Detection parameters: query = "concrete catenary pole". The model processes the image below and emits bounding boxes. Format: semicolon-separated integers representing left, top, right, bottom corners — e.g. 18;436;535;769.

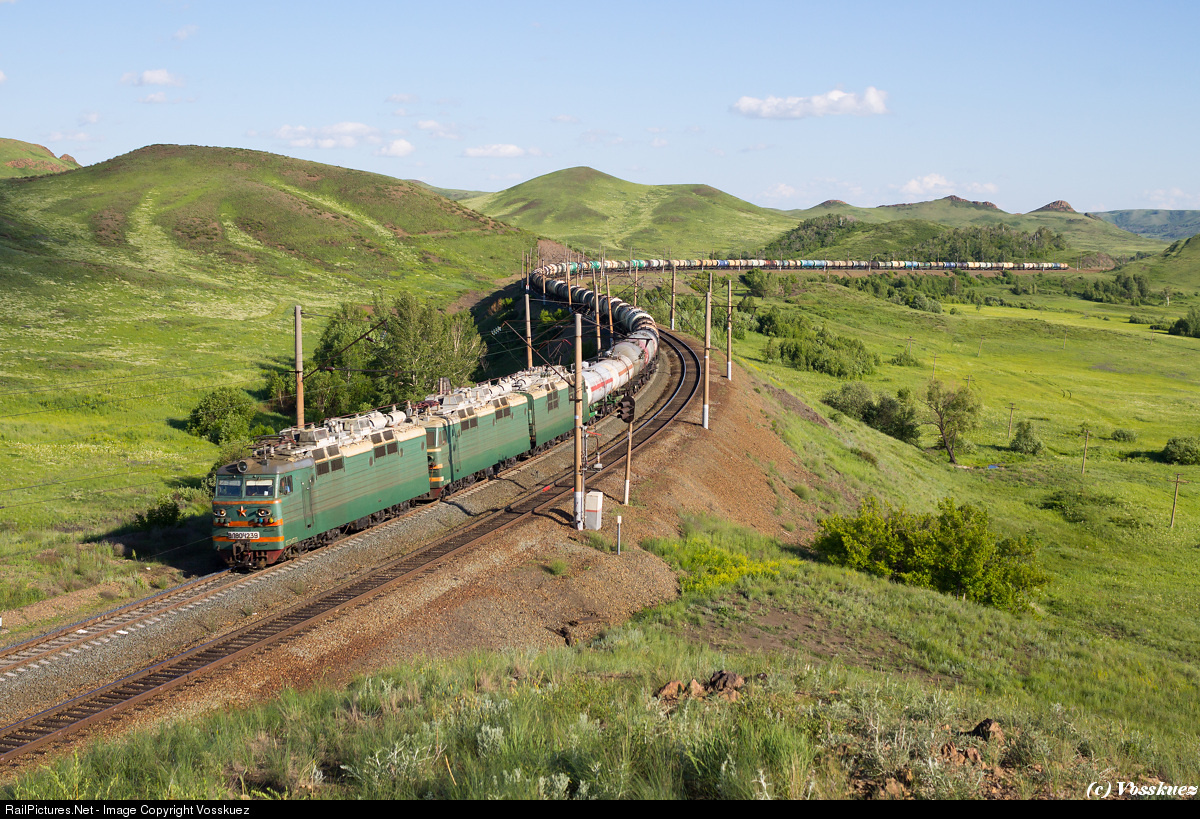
574;313;584;530
703;288;712;430
726;278;733;380
294;305;305;429
524;291;534;371
592;265;602;353
670;258;677;331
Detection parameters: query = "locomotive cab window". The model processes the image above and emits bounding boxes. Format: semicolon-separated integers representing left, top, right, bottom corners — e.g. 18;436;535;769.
245;479;274;498
216;478;242;498
281;476;293;495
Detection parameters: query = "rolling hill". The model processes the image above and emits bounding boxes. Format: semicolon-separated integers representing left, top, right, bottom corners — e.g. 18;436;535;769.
462;167;801;257
464;168;1166;260
0;137;82;178
0;144;535;554
1090;209;1200;242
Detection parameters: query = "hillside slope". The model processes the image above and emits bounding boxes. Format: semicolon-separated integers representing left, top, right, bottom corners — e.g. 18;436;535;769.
463;167;799;256
1091;209;1200;242
0;137;81;179
1103;232;1200;291
465;168;1164;259
0;144;533;561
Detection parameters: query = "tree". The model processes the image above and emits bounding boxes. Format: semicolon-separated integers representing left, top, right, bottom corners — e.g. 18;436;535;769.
370;292;483;403
1010;420;1044;455
923;380;981;464
188;387;256;445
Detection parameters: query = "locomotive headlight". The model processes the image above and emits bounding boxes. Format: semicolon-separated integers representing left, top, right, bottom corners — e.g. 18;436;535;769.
213;508;226;517
257;509;269;517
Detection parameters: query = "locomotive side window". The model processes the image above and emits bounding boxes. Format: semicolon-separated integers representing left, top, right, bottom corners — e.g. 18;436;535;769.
281;476;293;495
217;478;242;497
245;479;274;497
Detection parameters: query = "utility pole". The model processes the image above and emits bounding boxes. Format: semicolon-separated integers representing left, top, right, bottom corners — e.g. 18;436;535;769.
703;287;712;430
1007;403;1015;439
574;313;584;530
1081;426;1090;476
294;305;305;428
670;258;677;331
1170;473;1189;528
906;336;914;354
978;336;983;357
605;270;614;346
726;277;733;380
524;291;534;370
592;266;602;353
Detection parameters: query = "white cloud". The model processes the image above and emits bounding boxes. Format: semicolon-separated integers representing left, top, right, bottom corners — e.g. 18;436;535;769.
1144;187;1200;209
272;122;380;149
392;108;409;116
0;70;6;84
740;143;770;153
139;92;169;104
647;126;667;134
388;93;418;104
551;114;579;124
78;112;100;125
900;173;953;197
173;24;198;41
650;138;668;149
376;139;415;157
732;87;888;119
416;119;461;140
47;130;100;143
121;69;184;87
580;129;623;146
964;181;999;196
899;173;997;199
708;147;725;157
463;144;527;158
761;183;798;200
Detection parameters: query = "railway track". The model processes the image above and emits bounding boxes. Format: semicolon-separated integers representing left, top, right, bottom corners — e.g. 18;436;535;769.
0;329;700;766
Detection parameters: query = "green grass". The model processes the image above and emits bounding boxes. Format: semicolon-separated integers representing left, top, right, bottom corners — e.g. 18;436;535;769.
0;138;81;179
0;144;537;614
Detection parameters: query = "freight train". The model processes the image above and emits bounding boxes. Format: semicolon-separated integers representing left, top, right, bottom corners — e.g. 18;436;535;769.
539;258;1069;273
211;272;657;569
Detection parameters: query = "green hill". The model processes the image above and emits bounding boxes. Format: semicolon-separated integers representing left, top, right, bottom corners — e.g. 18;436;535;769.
780;197;1166;260
0;144;533;572
465;169;1165;260
463;167;800;257
0;137;82;178
1090;209;1200;242
1104;232;1200;292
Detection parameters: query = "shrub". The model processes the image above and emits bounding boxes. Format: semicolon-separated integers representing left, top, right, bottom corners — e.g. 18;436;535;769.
135;495;182;530
822;382;874;419
1010;420;1044;455
888;349;922;367
1162;436;1200;465
188;387;256;445
1111;428;1138;443
822;384;920;446
814;496;1048;612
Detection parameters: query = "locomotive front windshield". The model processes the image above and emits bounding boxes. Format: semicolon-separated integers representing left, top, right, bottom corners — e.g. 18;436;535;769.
245;479;274;497
216;478;242;497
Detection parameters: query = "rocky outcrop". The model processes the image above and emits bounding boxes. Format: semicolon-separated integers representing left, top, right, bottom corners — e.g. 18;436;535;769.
1032;200;1076;213
944;195;999;209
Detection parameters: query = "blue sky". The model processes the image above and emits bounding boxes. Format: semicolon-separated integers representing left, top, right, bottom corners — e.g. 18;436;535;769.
2;0;1196;213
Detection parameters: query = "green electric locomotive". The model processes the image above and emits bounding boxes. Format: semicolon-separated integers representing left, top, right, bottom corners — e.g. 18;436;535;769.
212;369;589;569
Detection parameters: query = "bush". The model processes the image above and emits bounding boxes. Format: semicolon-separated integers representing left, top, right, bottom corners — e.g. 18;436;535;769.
821;384;920;446
135;494;182;530
814;497;1048;612
188;387;256;445
1010;420;1044;455
888;349;922;367
1162;436;1200;465
1111;428;1138;443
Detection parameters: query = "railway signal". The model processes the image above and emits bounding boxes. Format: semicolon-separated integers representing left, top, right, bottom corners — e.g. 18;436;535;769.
618;394;635;423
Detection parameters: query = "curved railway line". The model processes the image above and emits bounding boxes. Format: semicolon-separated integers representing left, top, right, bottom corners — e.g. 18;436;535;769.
0;328;701;766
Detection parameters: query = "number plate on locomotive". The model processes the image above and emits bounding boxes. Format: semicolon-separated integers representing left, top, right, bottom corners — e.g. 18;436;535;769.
228;531;260;540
